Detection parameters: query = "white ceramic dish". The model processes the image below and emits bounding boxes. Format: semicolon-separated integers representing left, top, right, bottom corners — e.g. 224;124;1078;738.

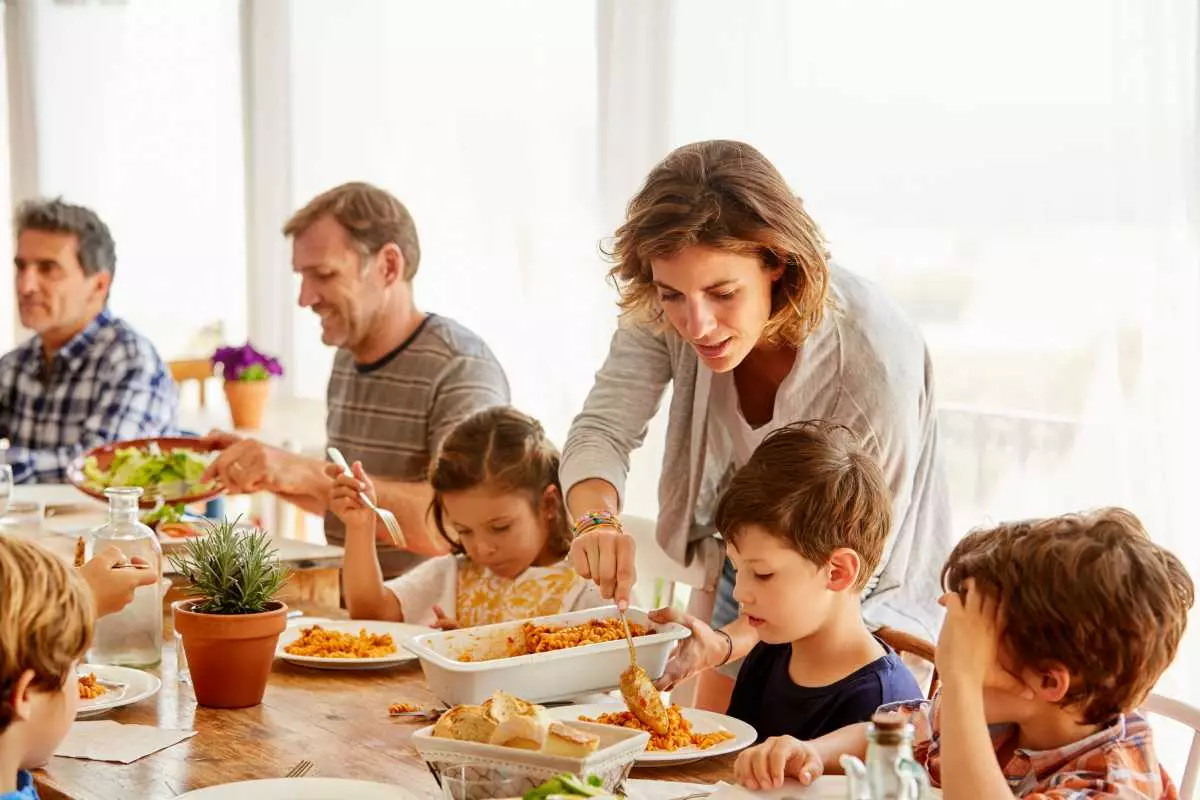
411;718;648;795
403;606;690;705
276;620;434;670
174;778;416;799
546;703;756;766
75;664;162;719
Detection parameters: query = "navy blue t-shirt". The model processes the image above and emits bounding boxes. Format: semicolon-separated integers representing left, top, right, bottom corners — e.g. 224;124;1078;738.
726;638;923;742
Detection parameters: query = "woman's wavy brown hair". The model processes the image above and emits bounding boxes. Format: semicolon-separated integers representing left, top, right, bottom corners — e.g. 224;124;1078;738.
428;406;571;558
942;508;1194;725
606;139;832;347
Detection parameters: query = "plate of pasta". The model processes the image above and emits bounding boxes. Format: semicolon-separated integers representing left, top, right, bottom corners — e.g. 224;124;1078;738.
275;620;434;670
75;665;162;719
544;702;756;766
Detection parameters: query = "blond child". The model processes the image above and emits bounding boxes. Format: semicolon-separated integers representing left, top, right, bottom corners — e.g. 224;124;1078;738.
0;537;95;799
735;508;1193;799
329;406;607;627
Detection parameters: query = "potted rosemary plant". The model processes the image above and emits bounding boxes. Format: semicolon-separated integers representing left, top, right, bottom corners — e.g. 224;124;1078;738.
169;519;290;708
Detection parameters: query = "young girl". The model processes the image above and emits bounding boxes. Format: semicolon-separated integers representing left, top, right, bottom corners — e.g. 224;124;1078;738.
329;406;606;628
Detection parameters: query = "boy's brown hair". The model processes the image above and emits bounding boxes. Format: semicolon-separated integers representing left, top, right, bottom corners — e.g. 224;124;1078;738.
606;139;831;348
283;181;421;280
429;406;572;557
0;538;94;732
942;508;1194;725
715;420;890;590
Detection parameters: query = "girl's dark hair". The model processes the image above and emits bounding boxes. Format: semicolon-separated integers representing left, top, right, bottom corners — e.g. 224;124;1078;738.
429;406;571;557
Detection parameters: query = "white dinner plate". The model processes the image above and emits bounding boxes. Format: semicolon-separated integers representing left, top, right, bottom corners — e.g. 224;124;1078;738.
626;777;941;799
546;703;757;766
276;620;434;670
175;778;417;799
75;664;162;719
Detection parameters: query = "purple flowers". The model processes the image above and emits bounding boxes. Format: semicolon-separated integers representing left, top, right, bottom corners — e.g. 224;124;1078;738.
211;342;284;382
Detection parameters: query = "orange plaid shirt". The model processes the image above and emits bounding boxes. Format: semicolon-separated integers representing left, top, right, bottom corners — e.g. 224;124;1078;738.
881;695;1177;798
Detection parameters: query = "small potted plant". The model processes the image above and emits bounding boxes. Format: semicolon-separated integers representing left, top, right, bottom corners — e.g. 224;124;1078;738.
169;519;290;708
210;341;284;430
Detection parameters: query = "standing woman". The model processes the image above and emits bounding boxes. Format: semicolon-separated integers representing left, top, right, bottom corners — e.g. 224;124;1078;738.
561;140;953;711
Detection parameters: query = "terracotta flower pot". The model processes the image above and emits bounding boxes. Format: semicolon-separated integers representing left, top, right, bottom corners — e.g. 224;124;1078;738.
223;379;271;430
173;599;287;708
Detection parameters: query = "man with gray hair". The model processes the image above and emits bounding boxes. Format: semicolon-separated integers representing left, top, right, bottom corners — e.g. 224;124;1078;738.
0;198;178;483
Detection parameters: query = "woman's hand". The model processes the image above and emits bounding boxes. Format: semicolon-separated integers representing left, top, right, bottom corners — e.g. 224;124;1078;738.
568;524;638;610
326;461;378;534
79;546;157;617
647;607;730;690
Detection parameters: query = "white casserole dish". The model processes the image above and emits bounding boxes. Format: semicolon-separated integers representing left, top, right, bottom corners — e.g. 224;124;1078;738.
402;606;690;705
411;719;649;797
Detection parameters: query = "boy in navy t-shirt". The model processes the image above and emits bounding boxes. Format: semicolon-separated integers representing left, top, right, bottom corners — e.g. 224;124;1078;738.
716;422;923;742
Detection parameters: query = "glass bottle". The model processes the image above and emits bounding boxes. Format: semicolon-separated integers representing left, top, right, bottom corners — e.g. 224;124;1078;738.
841;711;931;799
88;487;163;666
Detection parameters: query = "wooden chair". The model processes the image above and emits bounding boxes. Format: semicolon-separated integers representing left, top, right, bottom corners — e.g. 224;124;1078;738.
1143;693;1200;799
168;358;214;409
876;625;939;699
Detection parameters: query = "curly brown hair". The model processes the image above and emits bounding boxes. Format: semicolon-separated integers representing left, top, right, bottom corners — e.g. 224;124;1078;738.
942;508;1194;725
0;537;94;733
715;421;890;591
605;140;832;347
284;181;421;280
429;406;571;558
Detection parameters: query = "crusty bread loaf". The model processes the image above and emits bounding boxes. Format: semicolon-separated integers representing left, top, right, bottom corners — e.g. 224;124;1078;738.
431;692;599;757
484;691;550;750
431;704;498;743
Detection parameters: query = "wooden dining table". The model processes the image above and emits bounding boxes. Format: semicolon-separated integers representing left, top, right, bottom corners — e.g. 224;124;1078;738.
34;625;739;800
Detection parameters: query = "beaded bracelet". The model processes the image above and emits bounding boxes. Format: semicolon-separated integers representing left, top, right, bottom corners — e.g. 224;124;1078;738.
572;510;624;536
714;628;734;667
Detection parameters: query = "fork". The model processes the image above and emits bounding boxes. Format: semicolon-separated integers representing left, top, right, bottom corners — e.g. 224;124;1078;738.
327;447;406;548
285;759;315;778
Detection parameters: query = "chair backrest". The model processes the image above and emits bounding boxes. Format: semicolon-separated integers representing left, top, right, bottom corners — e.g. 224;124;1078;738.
1143;693;1200;799
169;358;214;409
875;625;940;699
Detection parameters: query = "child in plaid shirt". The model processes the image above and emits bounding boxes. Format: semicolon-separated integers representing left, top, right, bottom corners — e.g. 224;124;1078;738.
734;507;1194;799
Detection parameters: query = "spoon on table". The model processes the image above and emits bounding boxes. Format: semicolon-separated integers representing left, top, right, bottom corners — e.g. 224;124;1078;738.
617;612;669;735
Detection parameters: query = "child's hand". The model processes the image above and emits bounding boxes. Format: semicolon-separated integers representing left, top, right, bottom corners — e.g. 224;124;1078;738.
326;461;378;533
647;607;729;690
937;578;1012;691
735;736;824;790
432;605;459;631
79;546;158;617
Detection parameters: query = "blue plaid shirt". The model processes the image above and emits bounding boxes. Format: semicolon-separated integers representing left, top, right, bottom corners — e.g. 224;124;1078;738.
0;309;178;484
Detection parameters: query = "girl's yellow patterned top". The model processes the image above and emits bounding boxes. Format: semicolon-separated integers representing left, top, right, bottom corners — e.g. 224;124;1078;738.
455;559;580;628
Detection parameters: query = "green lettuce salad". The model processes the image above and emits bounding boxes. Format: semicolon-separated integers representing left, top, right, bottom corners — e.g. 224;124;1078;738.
82;443;215;498
523;775;620;800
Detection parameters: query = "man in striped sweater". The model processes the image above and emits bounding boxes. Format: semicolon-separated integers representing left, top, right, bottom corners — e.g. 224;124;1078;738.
204;183;510;578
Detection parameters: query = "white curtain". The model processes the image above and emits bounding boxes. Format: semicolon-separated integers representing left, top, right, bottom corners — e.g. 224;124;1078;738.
285;0;612;446
603;0;1200;763
7;0;247;360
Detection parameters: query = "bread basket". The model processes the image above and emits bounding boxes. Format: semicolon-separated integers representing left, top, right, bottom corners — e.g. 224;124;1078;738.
411;720;648;798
